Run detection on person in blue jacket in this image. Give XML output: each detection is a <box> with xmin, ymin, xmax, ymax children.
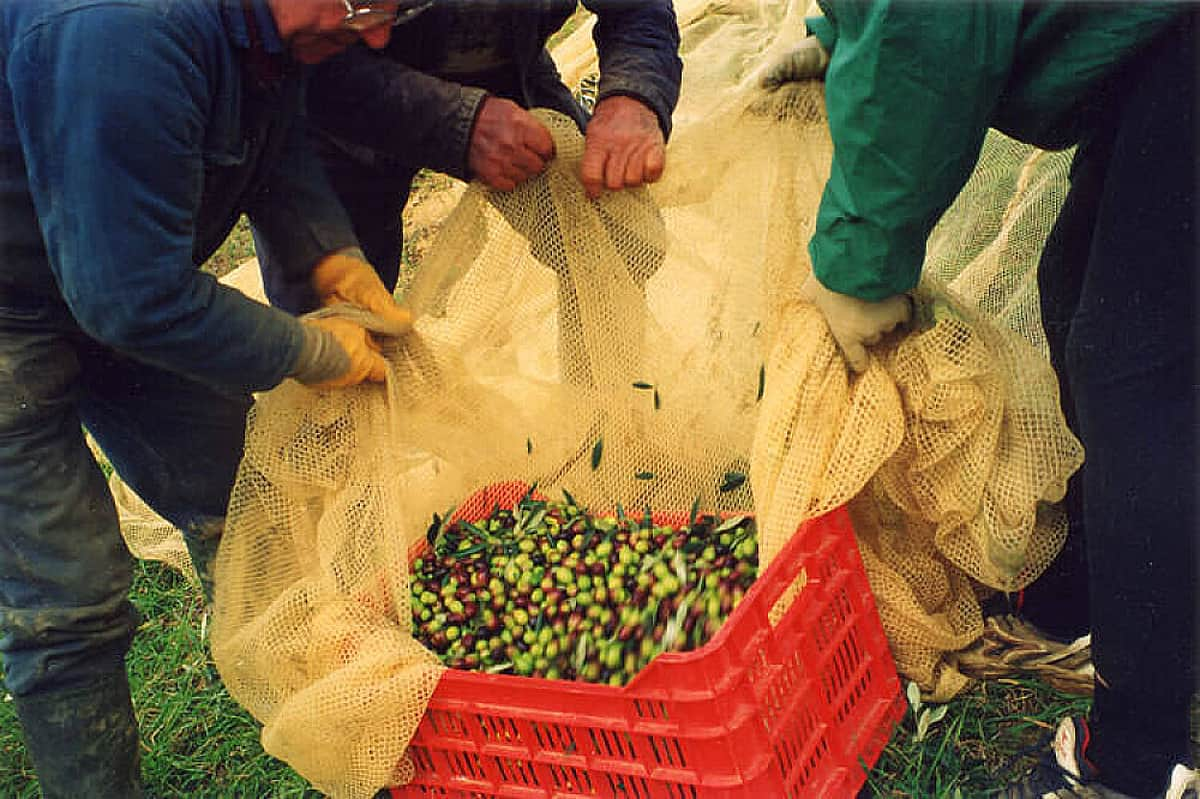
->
<box><xmin>0</xmin><ymin>1</ymin><xmax>416</xmax><ymax>795</ymax></box>
<box><xmin>257</xmin><ymin>0</ymin><xmax>682</xmax><ymax>319</ymax></box>
<box><xmin>764</xmin><ymin>3</ymin><xmax>1196</xmax><ymax>797</ymax></box>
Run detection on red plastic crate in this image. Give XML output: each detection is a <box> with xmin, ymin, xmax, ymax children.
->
<box><xmin>391</xmin><ymin>483</ymin><xmax>904</xmax><ymax>798</ymax></box>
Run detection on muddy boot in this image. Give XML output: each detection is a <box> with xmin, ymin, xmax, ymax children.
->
<box><xmin>181</xmin><ymin>515</ymin><xmax>224</xmax><ymax>607</ymax></box>
<box><xmin>12</xmin><ymin>670</ymin><xmax>143</xmax><ymax>799</ymax></box>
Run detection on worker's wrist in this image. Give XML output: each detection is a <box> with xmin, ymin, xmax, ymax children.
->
<box><xmin>329</xmin><ymin>246</ymin><xmax>368</xmax><ymax>263</ymax></box>
<box><xmin>290</xmin><ymin>323</ymin><xmax>351</xmax><ymax>385</ymax></box>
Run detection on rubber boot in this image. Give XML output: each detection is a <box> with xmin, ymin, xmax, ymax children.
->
<box><xmin>182</xmin><ymin>515</ymin><xmax>224</xmax><ymax>606</ymax></box>
<box><xmin>12</xmin><ymin>670</ymin><xmax>143</xmax><ymax>799</ymax></box>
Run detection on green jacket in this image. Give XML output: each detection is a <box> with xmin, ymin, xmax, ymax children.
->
<box><xmin>807</xmin><ymin>1</ymin><xmax>1181</xmax><ymax>300</ymax></box>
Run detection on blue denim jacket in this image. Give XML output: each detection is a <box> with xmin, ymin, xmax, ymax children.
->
<box><xmin>0</xmin><ymin>0</ymin><xmax>357</xmax><ymax>392</ymax></box>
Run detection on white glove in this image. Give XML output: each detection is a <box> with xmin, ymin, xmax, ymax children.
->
<box><xmin>761</xmin><ymin>37</ymin><xmax>830</xmax><ymax>89</ymax></box>
<box><xmin>801</xmin><ymin>273</ymin><xmax>911</xmax><ymax>373</ymax></box>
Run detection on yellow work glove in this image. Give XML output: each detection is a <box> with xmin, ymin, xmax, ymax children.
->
<box><xmin>290</xmin><ymin>316</ymin><xmax>388</xmax><ymax>389</ymax></box>
<box><xmin>311</xmin><ymin>248</ymin><xmax>413</xmax><ymax>335</ymax></box>
<box><xmin>761</xmin><ymin>36</ymin><xmax>830</xmax><ymax>89</ymax></box>
<box><xmin>801</xmin><ymin>273</ymin><xmax>911</xmax><ymax>373</ymax></box>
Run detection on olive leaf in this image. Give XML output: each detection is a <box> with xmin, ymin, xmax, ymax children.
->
<box><xmin>672</xmin><ymin>550</ymin><xmax>688</xmax><ymax>586</ymax></box>
<box><xmin>425</xmin><ymin>512</ymin><xmax>443</xmax><ymax>547</ymax></box>
<box><xmin>641</xmin><ymin>601</ymin><xmax>660</xmax><ymax>633</ymax></box>
<box><xmin>719</xmin><ymin>471</ymin><xmax>746</xmax><ymax>493</ymax></box>
<box><xmin>518</xmin><ymin>481</ymin><xmax>540</xmax><ymax>508</ymax></box>
<box><xmin>914</xmin><ymin>704</ymin><xmax>948</xmax><ymax>743</ymax></box>
<box><xmin>756</xmin><ymin>364</ymin><xmax>765</xmax><ymax>401</ymax></box>
<box><xmin>674</xmin><ymin>598</ymin><xmax>690</xmax><ymax>631</ymax></box>
<box><xmin>714</xmin><ymin>514</ymin><xmax>749</xmax><ymax>534</ymax></box>
<box><xmin>574</xmin><ymin>632</ymin><xmax>591</xmax><ymax>673</ymax></box>
<box><xmin>906</xmin><ymin>680</ymin><xmax>923</xmax><ymax>714</ymax></box>
<box><xmin>458</xmin><ymin>519</ymin><xmax>486</xmax><ymax>538</ymax></box>
<box><xmin>513</xmin><ymin>507</ymin><xmax>546</xmax><ymax>538</ymax></box>
<box><xmin>591</xmin><ymin>437</ymin><xmax>604</xmax><ymax>470</ymax></box>
<box><xmin>662</xmin><ymin>616</ymin><xmax>682</xmax><ymax>650</ymax></box>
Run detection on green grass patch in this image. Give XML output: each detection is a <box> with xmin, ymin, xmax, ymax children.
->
<box><xmin>864</xmin><ymin>677</ymin><xmax>1089</xmax><ymax>797</ymax></box>
<box><xmin>0</xmin><ymin>557</ymin><xmax>1088</xmax><ymax>797</ymax></box>
<box><xmin>202</xmin><ymin>215</ymin><xmax>257</xmax><ymax>280</ymax></box>
<box><xmin>0</xmin><ymin>561</ymin><xmax>314</xmax><ymax>798</ymax></box>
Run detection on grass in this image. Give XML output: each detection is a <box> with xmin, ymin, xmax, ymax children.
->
<box><xmin>865</xmin><ymin>678</ymin><xmax>1089</xmax><ymax>798</ymax></box>
<box><xmin>0</xmin><ymin>561</ymin><xmax>317</xmax><ymax>798</ymax></box>
<box><xmin>0</xmin><ymin>553</ymin><xmax>1088</xmax><ymax>797</ymax></box>
<box><xmin>202</xmin><ymin>214</ymin><xmax>257</xmax><ymax>280</ymax></box>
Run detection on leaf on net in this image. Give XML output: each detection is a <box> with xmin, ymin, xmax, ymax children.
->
<box><xmin>719</xmin><ymin>471</ymin><xmax>746</xmax><ymax>493</ymax></box>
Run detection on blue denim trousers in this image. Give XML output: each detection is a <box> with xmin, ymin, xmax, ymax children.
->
<box><xmin>0</xmin><ymin>292</ymin><xmax>250</xmax><ymax>696</ymax></box>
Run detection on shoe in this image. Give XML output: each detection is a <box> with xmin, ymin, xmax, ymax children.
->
<box><xmin>998</xmin><ymin>717</ymin><xmax>1198</xmax><ymax>799</ymax></box>
<box><xmin>955</xmin><ymin>613</ymin><xmax>1095</xmax><ymax>695</ymax></box>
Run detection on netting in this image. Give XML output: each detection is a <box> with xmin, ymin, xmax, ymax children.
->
<box><xmin>116</xmin><ymin>2</ymin><xmax>1084</xmax><ymax>796</ymax></box>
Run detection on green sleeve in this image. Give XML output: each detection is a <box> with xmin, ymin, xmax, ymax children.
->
<box><xmin>809</xmin><ymin>1</ymin><xmax>1024</xmax><ymax>300</ymax></box>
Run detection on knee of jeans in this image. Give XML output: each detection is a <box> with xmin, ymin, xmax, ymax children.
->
<box><xmin>0</xmin><ymin>595</ymin><xmax>139</xmax><ymax>696</ymax></box>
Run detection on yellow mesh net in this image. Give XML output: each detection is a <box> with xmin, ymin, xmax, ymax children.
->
<box><xmin>117</xmin><ymin>3</ymin><xmax>1083</xmax><ymax>796</ymax></box>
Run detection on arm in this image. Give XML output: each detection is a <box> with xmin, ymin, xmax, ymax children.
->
<box><xmin>578</xmin><ymin>0</ymin><xmax>683</xmax><ymax>198</ymax></box>
<box><xmin>585</xmin><ymin>0</ymin><xmax>682</xmax><ymax>140</ymax></box>
<box><xmin>9</xmin><ymin>6</ymin><xmax>402</xmax><ymax>393</ymax></box>
<box><xmin>308</xmin><ymin>42</ymin><xmax>557</xmax><ymax>193</ymax></box>
<box><xmin>306</xmin><ymin>46</ymin><xmax>486</xmax><ymax>181</ymax></box>
<box><xmin>9</xmin><ymin>7</ymin><xmax>310</xmax><ymax>392</ymax></box>
<box><xmin>809</xmin><ymin>0</ymin><xmax>1023</xmax><ymax>300</ymax></box>
<box><xmin>246</xmin><ymin>117</ymin><xmax>413</xmax><ymax>388</ymax></box>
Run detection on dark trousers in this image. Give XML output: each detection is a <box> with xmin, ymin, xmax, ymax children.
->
<box><xmin>1034</xmin><ymin>15</ymin><xmax>1196</xmax><ymax>792</ymax></box>
<box><xmin>0</xmin><ymin>295</ymin><xmax>248</xmax><ymax>696</ymax></box>
<box><xmin>256</xmin><ymin>132</ymin><xmax>414</xmax><ymax>315</ymax></box>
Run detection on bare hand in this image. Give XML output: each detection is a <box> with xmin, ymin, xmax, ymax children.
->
<box><xmin>580</xmin><ymin>95</ymin><xmax>665</xmax><ymax>199</ymax></box>
<box><xmin>468</xmin><ymin>96</ymin><xmax>556</xmax><ymax>192</ymax></box>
